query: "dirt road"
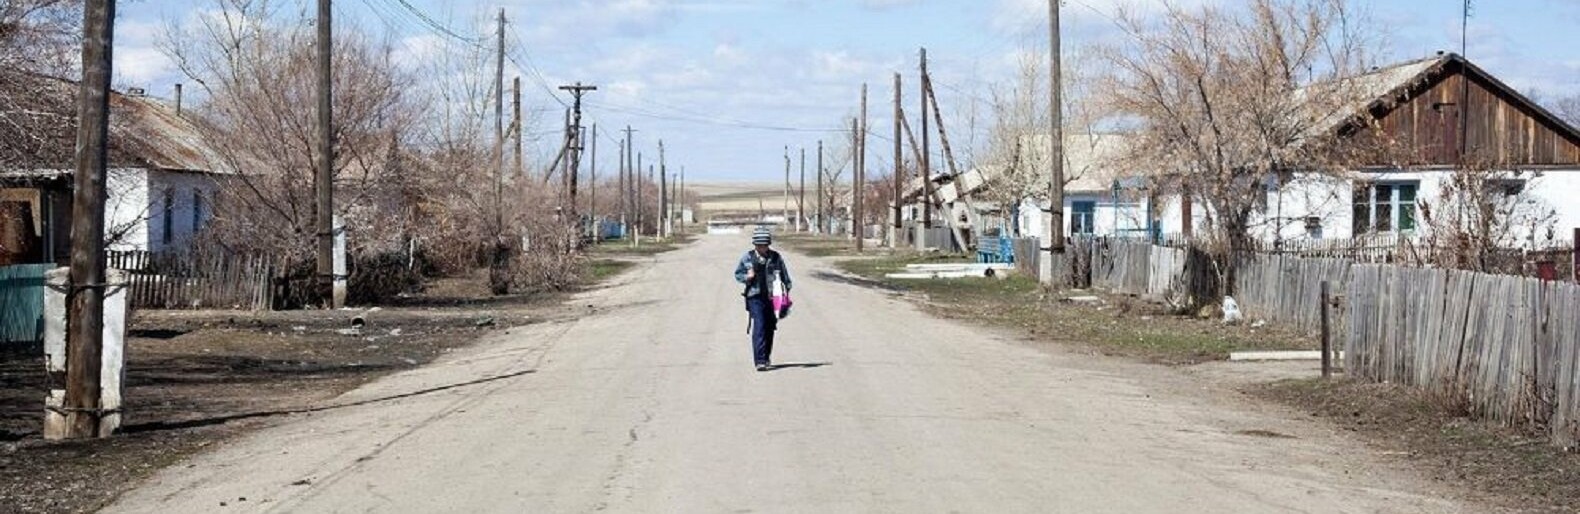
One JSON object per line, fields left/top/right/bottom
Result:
{"left": 102, "top": 235, "right": 1468, "bottom": 513}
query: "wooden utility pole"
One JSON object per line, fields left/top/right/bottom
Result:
{"left": 783, "top": 146, "right": 791, "bottom": 229}
{"left": 850, "top": 117, "right": 860, "bottom": 242}
{"left": 856, "top": 83, "right": 867, "bottom": 252}
{"left": 659, "top": 140, "right": 668, "bottom": 238}
{"left": 493, "top": 8, "right": 506, "bottom": 233}
{"left": 622, "top": 126, "right": 636, "bottom": 238}
{"left": 512, "top": 77, "right": 522, "bottom": 179}
{"left": 62, "top": 0, "right": 115, "bottom": 440}
{"left": 798, "top": 147, "right": 807, "bottom": 233}
{"left": 1045, "top": 0, "right": 1067, "bottom": 278}
{"left": 816, "top": 140, "right": 825, "bottom": 233}
{"left": 636, "top": 152, "right": 644, "bottom": 236}
{"left": 919, "top": 48, "right": 932, "bottom": 234}
{"left": 679, "top": 166, "right": 687, "bottom": 233}
{"left": 559, "top": 83, "right": 597, "bottom": 222}
{"left": 892, "top": 72, "right": 903, "bottom": 248}
{"left": 315, "top": 0, "right": 335, "bottom": 306}
{"left": 589, "top": 123, "right": 598, "bottom": 241}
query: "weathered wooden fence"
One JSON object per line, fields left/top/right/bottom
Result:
{"left": 1346, "top": 264, "right": 1580, "bottom": 446}
{"left": 1235, "top": 254, "right": 1354, "bottom": 332}
{"left": 1092, "top": 240, "right": 1152, "bottom": 294}
{"left": 1012, "top": 238, "right": 1039, "bottom": 278}
{"left": 108, "top": 251, "right": 272, "bottom": 310}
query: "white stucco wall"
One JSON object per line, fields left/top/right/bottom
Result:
{"left": 1151, "top": 169, "right": 1580, "bottom": 246}
{"left": 1015, "top": 194, "right": 1153, "bottom": 239}
{"left": 102, "top": 168, "right": 221, "bottom": 253}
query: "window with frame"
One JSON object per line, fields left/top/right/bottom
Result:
{"left": 192, "top": 190, "right": 205, "bottom": 232}
{"left": 1351, "top": 182, "right": 1417, "bottom": 235}
{"left": 1071, "top": 201, "right": 1096, "bottom": 235}
{"left": 161, "top": 189, "right": 175, "bottom": 245}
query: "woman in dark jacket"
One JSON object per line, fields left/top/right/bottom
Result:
{"left": 734, "top": 227, "right": 792, "bottom": 371}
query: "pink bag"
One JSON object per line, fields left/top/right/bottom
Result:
{"left": 771, "top": 274, "right": 793, "bottom": 319}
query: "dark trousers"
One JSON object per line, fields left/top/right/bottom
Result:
{"left": 746, "top": 296, "right": 777, "bottom": 366}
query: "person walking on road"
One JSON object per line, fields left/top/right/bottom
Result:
{"left": 735, "top": 227, "right": 792, "bottom": 372}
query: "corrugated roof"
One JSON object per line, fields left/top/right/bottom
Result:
{"left": 0, "top": 72, "right": 231, "bottom": 174}
{"left": 1296, "top": 55, "right": 1446, "bottom": 141}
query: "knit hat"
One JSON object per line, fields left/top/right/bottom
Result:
{"left": 752, "top": 227, "right": 772, "bottom": 246}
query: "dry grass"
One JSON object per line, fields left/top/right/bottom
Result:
{"left": 834, "top": 255, "right": 1312, "bottom": 365}
{"left": 1256, "top": 379, "right": 1580, "bottom": 513}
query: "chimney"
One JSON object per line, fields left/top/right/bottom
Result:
{"left": 174, "top": 83, "right": 184, "bottom": 117}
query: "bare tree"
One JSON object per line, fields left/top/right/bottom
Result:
{"left": 161, "top": 0, "right": 413, "bottom": 264}
{"left": 1417, "top": 160, "right": 1560, "bottom": 273}
{"left": 1096, "top": 0, "right": 1385, "bottom": 269}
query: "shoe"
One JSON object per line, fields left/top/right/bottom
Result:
{"left": 756, "top": 364, "right": 770, "bottom": 372}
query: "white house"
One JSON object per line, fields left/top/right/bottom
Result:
{"left": 0, "top": 72, "right": 231, "bottom": 265}
{"left": 1148, "top": 53, "right": 1580, "bottom": 247}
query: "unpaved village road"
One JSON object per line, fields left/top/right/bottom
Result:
{"left": 102, "top": 235, "right": 1469, "bottom": 513}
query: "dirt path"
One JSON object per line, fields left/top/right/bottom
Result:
{"left": 101, "top": 235, "right": 1473, "bottom": 513}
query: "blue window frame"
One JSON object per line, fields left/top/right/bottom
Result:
{"left": 1071, "top": 201, "right": 1096, "bottom": 235}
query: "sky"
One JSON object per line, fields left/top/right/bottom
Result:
{"left": 111, "top": 0, "right": 1580, "bottom": 183}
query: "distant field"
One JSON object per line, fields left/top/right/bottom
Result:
{"left": 689, "top": 181, "right": 801, "bottom": 216}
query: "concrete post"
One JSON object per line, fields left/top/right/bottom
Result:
{"left": 44, "top": 267, "right": 128, "bottom": 439}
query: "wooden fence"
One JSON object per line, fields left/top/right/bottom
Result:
{"left": 1235, "top": 254, "right": 1354, "bottom": 332}
{"left": 1345, "top": 264, "right": 1580, "bottom": 446}
{"left": 108, "top": 251, "right": 273, "bottom": 311}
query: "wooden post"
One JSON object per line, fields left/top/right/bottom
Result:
{"left": 1572, "top": 227, "right": 1579, "bottom": 282}
{"left": 61, "top": 0, "right": 116, "bottom": 440}
{"left": 1320, "top": 280, "right": 1332, "bottom": 379}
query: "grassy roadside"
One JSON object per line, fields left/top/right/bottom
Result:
{"left": 586, "top": 233, "right": 697, "bottom": 258}
{"left": 1255, "top": 379, "right": 1580, "bottom": 512}
{"left": 832, "top": 255, "right": 1311, "bottom": 365}
{"left": 775, "top": 232, "right": 869, "bottom": 258}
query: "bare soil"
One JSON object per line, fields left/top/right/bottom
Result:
{"left": 0, "top": 256, "right": 653, "bottom": 514}
{"left": 1254, "top": 379, "right": 1580, "bottom": 513}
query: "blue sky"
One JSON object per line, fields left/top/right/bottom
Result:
{"left": 112, "top": 0, "right": 1580, "bottom": 182}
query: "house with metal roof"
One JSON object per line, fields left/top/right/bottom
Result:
{"left": 1149, "top": 52, "right": 1580, "bottom": 246}
{"left": 0, "top": 73, "right": 232, "bottom": 265}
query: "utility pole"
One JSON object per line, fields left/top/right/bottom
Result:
{"left": 892, "top": 72, "right": 903, "bottom": 249}
{"left": 487, "top": 8, "right": 508, "bottom": 295}
{"left": 920, "top": 48, "right": 933, "bottom": 235}
{"left": 851, "top": 117, "right": 860, "bottom": 242}
{"left": 783, "top": 146, "right": 791, "bottom": 230}
{"left": 816, "top": 140, "right": 825, "bottom": 234}
{"left": 856, "top": 83, "right": 867, "bottom": 252}
{"left": 622, "top": 126, "right": 636, "bottom": 240}
{"left": 1043, "top": 0, "right": 1067, "bottom": 284}
{"left": 512, "top": 77, "right": 522, "bottom": 179}
{"left": 589, "top": 123, "right": 597, "bottom": 242}
{"left": 62, "top": 0, "right": 115, "bottom": 440}
{"left": 798, "top": 147, "right": 806, "bottom": 233}
{"left": 636, "top": 152, "right": 644, "bottom": 238}
{"left": 559, "top": 82, "right": 597, "bottom": 224}
{"left": 659, "top": 140, "right": 668, "bottom": 238}
{"left": 679, "top": 166, "right": 687, "bottom": 233}
{"left": 315, "top": 0, "right": 335, "bottom": 306}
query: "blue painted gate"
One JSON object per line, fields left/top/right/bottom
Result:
{"left": 0, "top": 264, "right": 52, "bottom": 345}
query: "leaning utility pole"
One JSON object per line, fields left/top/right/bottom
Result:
{"left": 62, "top": 0, "right": 115, "bottom": 440}
{"left": 892, "top": 72, "right": 903, "bottom": 248}
{"left": 919, "top": 48, "right": 933, "bottom": 235}
{"left": 1043, "top": 0, "right": 1067, "bottom": 284}
{"left": 315, "top": 0, "right": 335, "bottom": 306}
{"left": 856, "top": 83, "right": 868, "bottom": 252}
{"left": 559, "top": 82, "right": 597, "bottom": 222}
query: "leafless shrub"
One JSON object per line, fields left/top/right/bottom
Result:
{"left": 1416, "top": 160, "right": 1559, "bottom": 273}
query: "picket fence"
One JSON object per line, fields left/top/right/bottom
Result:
{"left": 1235, "top": 254, "right": 1354, "bottom": 332}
